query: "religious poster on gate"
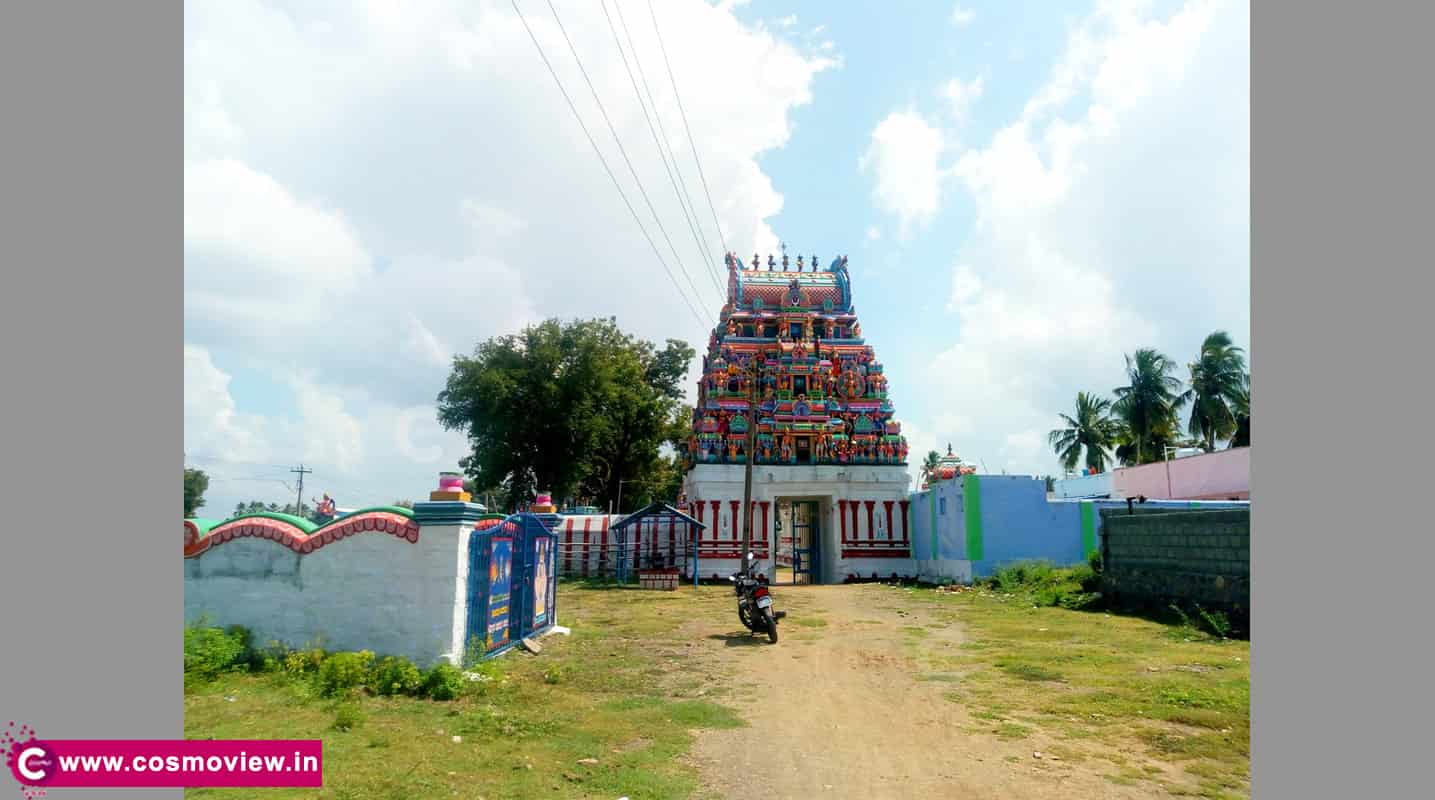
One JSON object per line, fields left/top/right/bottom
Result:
{"left": 531, "top": 536, "right": 551, "bottom": 628}
{"left": 486, "top": 536, "right": 513, "bottom": 652}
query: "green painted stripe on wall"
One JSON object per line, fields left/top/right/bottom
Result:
{"left": 1080, "top": 502, "right": 1096, "bottom": 557}
{"left": 929, "top": 490, "right": 938, "bottom": 559}
{"left": 964, "top": 475, "right": 984, "bottom": 561}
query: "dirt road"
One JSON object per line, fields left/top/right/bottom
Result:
{"left": 683, "top": 583, "right": 1160, "bottom": 800}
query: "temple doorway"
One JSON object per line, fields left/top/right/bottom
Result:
{"left": 777, "top": 498, "right": 823, "bottom": 584}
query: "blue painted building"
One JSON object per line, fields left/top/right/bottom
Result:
{"left": 910, "top": 474, "right": 1248, "bottom": 581}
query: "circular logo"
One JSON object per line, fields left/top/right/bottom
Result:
{"left": 10, "top": 740, "right": 57, "bottom": 786}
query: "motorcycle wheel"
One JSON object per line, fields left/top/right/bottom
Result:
{"left": 763, "top": 608, "right": 778, "bottom": 643}
{"left": 738, "top": 605, "right": 757, "bottom": 632}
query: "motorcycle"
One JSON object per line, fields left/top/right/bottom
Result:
{"left": 729, "top": 552, "right": 785, "bottom": 643}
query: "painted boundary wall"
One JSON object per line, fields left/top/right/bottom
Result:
{"left": 1052, "top": 447, "right": 1251, "bottom": 501}
{"left": 183, "top": 504, "right": 497, "bottom": 667}
{"left": 910, "top": 475, "right": 1249, "bottom": 582}
{"left": 1100, "top": 508, "right": 1250, "bottom": 623}
{"left": 1113, "top": 447, "right": 1249, "bottom": 500}
{"left": 1050, "top": 472, "right": 1114, "bottom": 499}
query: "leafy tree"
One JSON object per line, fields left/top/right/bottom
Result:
{"left": 1112, "top": 348, "right": 1185, "bottom": 464}
{"left": 184, "top": 468, "right": 210, "bottom": 517}
{"left": 437, "top": 317, "right": 694, "bottom": 512}
{"left": 1180, "top": 331, "right": 1248, "bottom": 451}
{"left": 1048, "top": 392, "right": 1118, "bottom": 473}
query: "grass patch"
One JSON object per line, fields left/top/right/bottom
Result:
{"left": 792, "top": 617, "right": 828, "bottom": 628}
{"left": 186, "top": 584, "right": 752, "bottom": 799}
{"left": 993, "top": 722, "right": 1031, "bottom": 739}
{"left": 901, "top": 581, "right": 1249, "bottom": 797}
{"left": 997, "top": 662, "right": 1065, "bottom": 683}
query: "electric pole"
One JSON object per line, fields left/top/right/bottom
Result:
{"left": 291, "top": 464, "right": 312, "bottom": 515}
{"left": 741, "top": 356, "right": 758, "bottom": 575}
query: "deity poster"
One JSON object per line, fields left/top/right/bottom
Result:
{"left": 486, "top": 536, "right": 513, "bottom": 651}
{"left": 532, "top": 537, "right": 550, "bottom": 628}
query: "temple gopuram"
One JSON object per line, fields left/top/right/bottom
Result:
{"left": 679, "top": 250, "right": 914, "bottom": 584}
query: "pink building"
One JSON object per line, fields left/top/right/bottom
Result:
{"left": 1111, "top": 446, "right": 1250, "bottom": 501}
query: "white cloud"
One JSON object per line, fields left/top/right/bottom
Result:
{"left": 184, "top": 159, "right": 372, "bottom": 333}
{"left": 942, "top": 75, "right": 985, "bottom": 120}
{"left": 184, "top": 344, "right": 272, "bottom": 465}
{"left": 922, "top": 0, "right": 1248, "bottom": 476}
{"left": 947, "top": 263, "right": 982, "bottom": 308}
{"left": 865, "top": 226, "right": 881, "bottom": 242}
{"left": 185, "top": 343, "right": 474, "bottom": 510}
{"left": 777, "top": 15, "right": 797, "bottom": 28}
{"left": 951, "top": 6, "right": 976, "bottom": 27}
{"left": 859, "top": 111, "right": 946, "bottom": 239}
{"left": 460, "top": 200, "right": 526, "bottom": 240}
{"left": 184, "top": 0, "right": 835, "bottom": 507}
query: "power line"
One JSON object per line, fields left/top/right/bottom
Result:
{"left": 648, "top": 0, "right": 730, "bottom": 257}
{"left": 604, "top": 0, "right": 725, "bottom": 298}
{"left": 540, "top": 0, "right": 720, "bottom": 315}
{"left": 185, "top": 453, "right": 296, "bottom": 471}
{"left": 511, "top": 0, "right": 711, "bottom": 331}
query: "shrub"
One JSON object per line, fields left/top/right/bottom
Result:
{"left": 370, "top": 656, "right": 424, "bottom": 697}
{"left": 284, "top": 647, "right": 326, "bottom": 677}
{"left": 423, "top": 663, "right": 465, "bottom": 701}
{"left": 542, "top": 664, "right": 568, "bottom": 685}
{"left": 184, "top": 624, "right": 251, "bottom": 681}
{"left": 983, "top": 560, "right": 1101, "bottom": 610}
{"left": 1086, "top": 549, "right": 1103, "bottom": 574}
{"left": 1196, "top": 606, "right": 1232, "bottom": 639}
{"left": 317, "top": 651, "right": 375, "bottom": 697}
{"left": 332, "top": 702, "right": 365, "bottom": 731}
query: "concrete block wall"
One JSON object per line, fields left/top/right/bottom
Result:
{"left": 1099, "top": 508, "right": 1250, "bottom": 620}
{"left": 182, "top": 504, "right": 486, "bottom": 667}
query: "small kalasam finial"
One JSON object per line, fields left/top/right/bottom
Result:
{"left": 752, "top": 253, "right": 760, "bottom": 268}
{"left": 782, "top": 252, "right": 790, "bottom": 269}
{"left": 811, "top": 254, "right": 818, "bottom": 272}
{"left": 796, "top": 254, "right": 805, "bottom": 269}
{"left": 767, "top": 254, "right": 776, "bottom": 270}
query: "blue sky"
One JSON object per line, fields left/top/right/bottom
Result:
{"left": 184, "top": 0, "right": 1249, "bottom": 514}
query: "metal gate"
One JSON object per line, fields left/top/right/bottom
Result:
{"left": 790, "top": 500, "right": 818, "bottom": 584}
{"left": 464, "top": 513, "right": 558, "bottom": 661}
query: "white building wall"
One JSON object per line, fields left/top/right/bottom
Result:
{"left": 182, "top": 517, "right": 473, "bottom": 667}
{"left": 682, "top": 463, "right": 915, "bottom": 582}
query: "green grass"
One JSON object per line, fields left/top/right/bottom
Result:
{"left": 185, "top": 583, "right": 748, "bottom": 799}
{"left": 904, "top": 583, "right": 1249, "bottom": 798}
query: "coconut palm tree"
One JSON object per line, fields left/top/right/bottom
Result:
{"left": 1227, "top": 375, "right": 1250, "bottom": 448}
{"left": 921, "top": 450, "right": 942, "bottom": 488}
{"left": 1112, "top": 348, "right": 1185, "bottom": 465}
{"left": 1180, "top": 331, "right": 1248, "bottom": 451}
{"left": 1048, "top": 392, "right": 1118, "bottom": 474}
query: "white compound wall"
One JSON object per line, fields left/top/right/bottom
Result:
{"left": 182, "top": 507, "right": 479, "bottom": 667}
